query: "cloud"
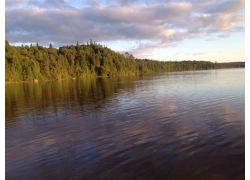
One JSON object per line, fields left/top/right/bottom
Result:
{"left": 173, "top": 53, "right": 181, "bottom": 56}
{"left": 27, "top": 0, "right": 74, "bottom": 9}
{"left": 193, "top": 53, "right": 206, "bottom": 55}
{"left": 83, "top": 0, "right": 102, "bottom": 6}
{"left": 5, "top": 3, "right": 192, "bottom": 45}
{"left": 205, "top": 38, "right": 217, "bottom": 41}
{"left": 119, "top": 41, "right": 169, "bottom": 59}
{"left": 217, "top": 33, "right": 231, "bottom": 38}
{"left": 84, "top": 3, "right": 192, "bottom": 24}
{"left": 173, "top": 52, "right": 189, "bottom": 56}
{"left": 205, "top": 0, "right": 244, "bottom": 14}
{"left": 5, "top": 0, "right": 245, "bottom": 57}
{"left": 5, "top": 0, "right": 28, "bottom": 7}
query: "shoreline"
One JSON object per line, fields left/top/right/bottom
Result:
{"left": 4, "top": 74, "right": 137, "bottom": 84}
{"left": 5, "top": 67, "right": 244, "bottom": 84}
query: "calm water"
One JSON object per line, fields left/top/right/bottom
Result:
{"left": 5, "top": 68, "right": 245, "bottom": 180}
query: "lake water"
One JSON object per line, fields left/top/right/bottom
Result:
{"left": 5, "top": 68, "right": 245, "bottom": 180}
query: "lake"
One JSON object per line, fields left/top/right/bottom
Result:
{"left": 5, "top": 68, "right": 245, "bottom": 180}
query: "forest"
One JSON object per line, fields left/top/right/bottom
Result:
{"left": 5, "top": 40, "right": 245, "bottom": 82}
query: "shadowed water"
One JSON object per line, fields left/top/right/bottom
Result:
{"left": 5, "top": 68, "right": 245, "bottom": 180}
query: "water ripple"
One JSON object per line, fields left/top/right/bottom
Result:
{"left": 6, "top": 69, "right": 245, "bottom": 180}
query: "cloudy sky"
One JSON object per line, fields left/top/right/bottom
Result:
{"left": 5, "top": 0, "right": 245, "bottom": 62}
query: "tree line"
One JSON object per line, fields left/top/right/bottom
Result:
{"left": 5, "top": 40, "right": 245, "bottom": 82}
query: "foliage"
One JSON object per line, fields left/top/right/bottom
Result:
{"left": 5, "top": 40, "right": 245, "bottom": 82}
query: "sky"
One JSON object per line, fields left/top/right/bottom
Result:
{"left": 5, "top": 0, "right": 245, "bottom": 62}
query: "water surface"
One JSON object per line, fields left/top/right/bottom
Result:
{"left": 6, "top": 68, "right": 245, "bottom": 179}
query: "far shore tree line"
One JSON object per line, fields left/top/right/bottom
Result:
{"left": 5, "top": 40, "right": 245, "bottom": 82}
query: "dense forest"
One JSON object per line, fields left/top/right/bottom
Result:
{"left": 5, "top": 40, "right": 245, "bottom": 82}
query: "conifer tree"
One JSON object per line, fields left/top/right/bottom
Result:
{"left": 4, "top": 40, "right": 245, "bottom": 82}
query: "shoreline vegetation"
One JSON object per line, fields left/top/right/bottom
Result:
{"left": 5, "top": 40, "right": 245, "bottom": 83}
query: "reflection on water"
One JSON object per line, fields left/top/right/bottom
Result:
{"left": 6, "top": 69, "right": 245, "bottom": 179}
